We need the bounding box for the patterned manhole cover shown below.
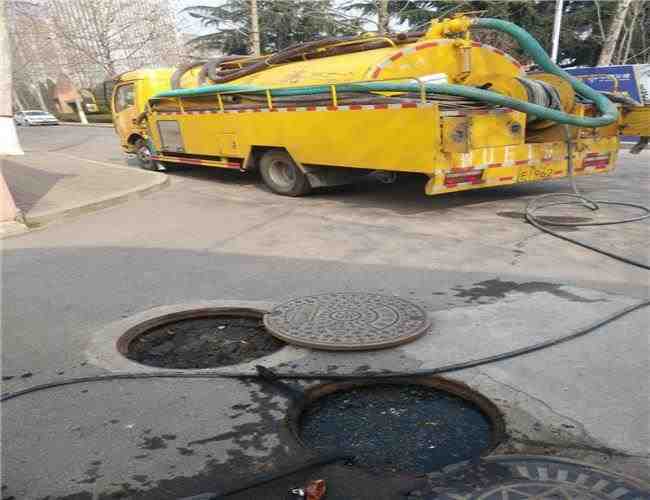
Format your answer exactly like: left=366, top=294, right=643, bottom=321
left=263, top=292, right=431, bottom=350
left=430, top=455, right=649, bottom=499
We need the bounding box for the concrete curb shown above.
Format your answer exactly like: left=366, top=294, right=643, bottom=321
left=59, top=122, right=114, bottom=128
left=22, top=172, right=169, bottom=229
left=0, top=220, right=29, bottom=238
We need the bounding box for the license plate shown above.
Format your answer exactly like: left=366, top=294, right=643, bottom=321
left=518, top=165, right=554, bottom=182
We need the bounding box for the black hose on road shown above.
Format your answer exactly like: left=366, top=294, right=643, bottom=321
left=2, top=298, right=648, bottom=402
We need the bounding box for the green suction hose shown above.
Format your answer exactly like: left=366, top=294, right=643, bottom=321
left=154, top=18, right=618, bottom=128
left=472, top=18, right=618, bottom=127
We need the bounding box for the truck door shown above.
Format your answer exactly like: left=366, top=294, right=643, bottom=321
left=112, top=83, right=137, bottom=145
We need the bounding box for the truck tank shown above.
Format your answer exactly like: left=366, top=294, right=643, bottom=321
left=174, top=25, right=522, bottom=92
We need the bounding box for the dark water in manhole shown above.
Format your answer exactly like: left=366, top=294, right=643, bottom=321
left=299, top=384, right=494, bottom=474
left=126, top=316, right=284, bottom=369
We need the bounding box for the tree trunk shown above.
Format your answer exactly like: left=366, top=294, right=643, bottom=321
left=32, top=84, right=49, bottom=112
left=622, top=0, right=640, bottom=63
left=377, top=0, right=389, bottom=35
left=249, top=0, right=261, bottom=56
left=597, top=0, right=634, bottom=66
left=0, top=0, right=24, bottom=228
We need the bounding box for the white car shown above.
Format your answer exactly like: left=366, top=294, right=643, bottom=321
left=14, top=110, right=59, bottom=126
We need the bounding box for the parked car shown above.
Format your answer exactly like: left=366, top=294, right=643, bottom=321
left=14, top=110, right=59, bottom=126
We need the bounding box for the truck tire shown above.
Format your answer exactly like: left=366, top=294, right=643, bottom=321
left=135, top=139, right=164, bottom=171
left=259, top=150, right=311, bottom=196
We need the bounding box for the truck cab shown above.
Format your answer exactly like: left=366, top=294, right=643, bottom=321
left=111, top=68, right=174, bottom=166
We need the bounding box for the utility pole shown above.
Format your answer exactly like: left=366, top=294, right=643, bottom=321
left=377, top=0, right=389, bottom=35
left=550, top=0, right=564, bottom=63
left=249, top=0, right=261, bottom=56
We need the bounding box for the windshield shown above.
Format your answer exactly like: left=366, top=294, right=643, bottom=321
left=25, top=111, right=49, bottom=116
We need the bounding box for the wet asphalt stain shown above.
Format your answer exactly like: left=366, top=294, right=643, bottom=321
left=177, top=447, right=194, bottom=456
left=77, top=460, right=102, bottom=485
left=138, top=433, right=177, bottom=450
left=188, top=431, right=238, bottom=447
left=139, top=436, right=167, bottom=450
left=20, top=372, right=33, bottom=379
left=231, top=403, right=251, bottom=411
left=452, top=279, right=603, bottom=304
left=2, top=376, right=13, bottom=381
left=131, top=475, right=150, bottom=485
left=38, top=493, right=92, bottom=500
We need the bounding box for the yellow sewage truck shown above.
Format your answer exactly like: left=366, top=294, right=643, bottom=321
left=111, top=15, right=649, bottom=197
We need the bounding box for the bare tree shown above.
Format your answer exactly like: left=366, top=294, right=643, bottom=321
left=46, top=0, right=180, bottom=79
left=597, top=0, right=634, bottom=65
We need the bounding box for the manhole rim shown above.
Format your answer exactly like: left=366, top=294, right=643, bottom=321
left=264, top=291, right=432, bottom=351
left=287, top=376, right=506, bottom=471
left=116, top=306, right=288, bottom=370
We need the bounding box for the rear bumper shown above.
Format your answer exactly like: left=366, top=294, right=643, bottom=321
left=426, top=137, right=619, bottom=195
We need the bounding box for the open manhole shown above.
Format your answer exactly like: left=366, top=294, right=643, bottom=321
left=117, top=308, right=285, bottom=369
left=290, top=378, right=504, bottom=475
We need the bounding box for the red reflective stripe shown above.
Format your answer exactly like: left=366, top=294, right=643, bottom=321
left=583, top=160, right=609, bottom=168
left=389, top=52, right=403, bottom=61
left=327, top=106, right=338, bottom=111
left=349, top=105, right=363, bottom=110
left=401, top=102, right=417, bottom=108
left=416, top=42, right=439, bottom=50
left=499, top=176, right=514, bottom=181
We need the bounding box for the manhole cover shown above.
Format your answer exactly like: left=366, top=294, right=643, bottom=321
left=430, top=455, right=649, bottom=499
left=122, top=310, right=284, bottom=369
left=263, top=292, right=430, bottom=350
left=294, top=380, right=502, bottom=474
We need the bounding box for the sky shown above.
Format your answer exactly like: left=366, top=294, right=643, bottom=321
left=173, top=0, right=223, bottom=35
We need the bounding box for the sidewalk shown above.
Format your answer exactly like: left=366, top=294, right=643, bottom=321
left=59, top=121, right=113, bottom=128
left=1, top=152, right=168, bottom=234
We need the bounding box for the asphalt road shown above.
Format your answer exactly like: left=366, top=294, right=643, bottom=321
left=2, top=125, right=649, bottom=499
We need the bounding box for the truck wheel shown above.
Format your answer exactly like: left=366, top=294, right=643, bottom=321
left=135, top=139, right=164, bottom=171
left=259, top=150, right=311, bottom=196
